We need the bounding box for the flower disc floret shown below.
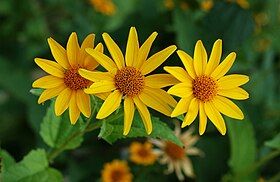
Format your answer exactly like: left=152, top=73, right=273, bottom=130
left=64, top=66, right=91, bottom=90
left=193, top=75, right=217, bottom=102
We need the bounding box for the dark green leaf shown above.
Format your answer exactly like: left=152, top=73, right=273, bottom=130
left=265, top=133, right=280, bottom=150
left=0, top=150, right=16, bottom=170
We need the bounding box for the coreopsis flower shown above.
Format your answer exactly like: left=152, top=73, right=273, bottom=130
left=200, top=0, right=214, bottom=12
left=32, top=33, right=103, bottom=124
left=79, top=27, right=177, bottom=135
left=150, top=124, right=203, bottom=181
left=129, top=141, right=157, bottom=165
left=101, top=160, right=133, bottom=182
left=165, top=39, right=249, bottom=135
left=89, top=0, right=116, bottom=16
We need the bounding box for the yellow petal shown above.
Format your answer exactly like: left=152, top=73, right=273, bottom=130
left=125, top=27, right=139, bottom=67
left=76, top=90, right=91, bottom=118
left=164, top=66, right=192, bottom=82
left=80, top=34, right=95, bottom=64
left=123, top=97, right=135, bottom=135
left=145, top=74, right=179, bottom=88
left=147, top=87, right=177, bottom=107
left=84, top=80, right=116, bottom=94
left=38, top=85, right=66, bottom=104
left=95, top=43, right=104, bottom=53
left=32, top=75, right=64, bottom=89
left=205, top=39, right=222, bottom=75
left=47, top=38, right=70, bottom=69
left=55, top=88, right=72, bottom=116
left=83, top=56, right=99, bottom=70
left=211, top=52, right=236, bottom=80
left=171, top=96, right=193, bottom=117
left=137, top=32, right=158, bottom=69
left=204, top=101, right=226, bottom=135
left=79, top=69, right=114, bottom=82
left=168, top=83, right=193, bottom=98
left=213, top=96, right=244, bottom=120
left=181, top=98, right=199, bottom=127
left=102, top=33, right=125, bottom=69
left=96, top=90, right=122, bottom=119
left=177, top=50, right=196, bottom=79
left=86, top=48, right=117, bottom=71
left=217, top=74, right=249, bottom=89
left=218, top=87, right=249, bottom=100
left=140, top=45, right=177, bottom=75
left=193, top=40, right=207, bottom=76
left=95, top=92, right=110, bottom=100
left=133, top=96, right=152, bottom=135
left=199, top=102, right=207, bottom=135
left=139, top=88, right=172, bottom=116
left=67, top=32, right=80, bottom=66
left=69, top=91, right=81, bottom=125
left=35, top=58, right=65, bottom=78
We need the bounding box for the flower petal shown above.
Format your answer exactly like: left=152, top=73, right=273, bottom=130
left=96, top=90, right=122, bottom=119
left=193, top=40, right=207, bottom=76
left=168, top=83, right=193, bottom=98
left=140, top=45, right=177, bottom=75
left=80, top=34, right=95, bottom=64
left=35, top=58, right=65, bottom=78
left=205, top=39, right=222, bottom=75
left=84, top=80, right=116, bottom=94
left=204, top=101, right=226, bottom=135
left=123, top=97, right=135, bottom=135
left=147, top=87, right=177, bottom=107
left=199, top=102, right=207, bottom=135
left=145, top=74, right=179, bottom=88
left=171, top=96, right=193, bottom=117
left=213, top=96, right=244, bottom=120
left=177, top=50, right=196, bottom=79
left=133, top=96, right=152, bottom=135
left=164, top=66, right=192, bottom=82
left=181, top=98, right=199, bottom=127
left=47, top=37, right=70, bottom=69
left=76, top=89, right=91, bottom=118
left=137, top=32, right=158, bottom=68
left=218, top=87, right=249, bottom=100
left=67, top=32, right=80, bottom=66
left=182, top=157, right=195, bottom=178
left=69, top=91, right=81, bottom=125
left=217, top=74, right=249, bottom=89
left=55, top=88, right=72, bottom=116
left=103, top=33, right=125, bottom=69
left=125, top=27, right=139, bottom=67
left=86, top=48, right=117, bottom=71
left=32, top=75, right=64, bottom=89
left=79, top=69, right=114, bottom=82
left=211, top=52, right=236, bottom=80
left=38, top=85, right=66, bottom=104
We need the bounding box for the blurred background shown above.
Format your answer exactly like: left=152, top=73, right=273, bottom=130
left=0, top=0, right=279, bottom=181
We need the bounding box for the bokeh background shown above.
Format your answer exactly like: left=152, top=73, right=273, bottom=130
left=0, top=0, right=279, bottom=181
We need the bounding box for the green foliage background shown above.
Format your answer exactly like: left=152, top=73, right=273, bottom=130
left=0, top=0, right=279, bottom=181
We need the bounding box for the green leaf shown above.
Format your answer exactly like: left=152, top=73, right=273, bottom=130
left=2, top=149, right=63, bottom=182
left=29, top=88, right=44, bottom=96
left=98, top=108, right=183, bottom=147
left=226, top=111, right=257, bottom=182
left=0, top=149, right=16, bottom=170
left=40, top=101, right=83, bottom=150
left=265, top=133, right=280, bottom=149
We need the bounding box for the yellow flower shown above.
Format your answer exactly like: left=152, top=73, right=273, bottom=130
left=165, top=39, right=249, bottom=135
left=164, top=0, right=175, bottom=10
left=201, top=0, right=214, bottom=12
left=32, top=33, right=103, bottom=124
left=226, top=0, right=250, bottom=9
left=129, top=141, right=157, bottom=165
left=150, top=123, right=203, bottom=181
left=89, top=0, right=116, bottom=16
left=79, top=27, right=178, bottom=135
left=101, top=160, right=133, bottom=182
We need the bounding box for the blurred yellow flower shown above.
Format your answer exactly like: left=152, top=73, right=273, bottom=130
left=79, top=27, right=178, bottom=135
left=32, top=33, right=103, bottom=124
left=150, top=124, right=203, bottom=181
left=164, top=0, right=174, bottom=10
left=165, top=39, right=249, bottom=135
left=226, top=0, right=250, bottom=9
left=101, top=160, right=133, bottom=182
left=200, top=0, right=214, bottom=12
left=89, top=0, right=116, bottom=16
left=129, top=141, right=157, bottom=165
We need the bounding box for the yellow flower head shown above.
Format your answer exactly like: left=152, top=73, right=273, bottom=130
left=201, top=0, right=214, bottom=12
left=150, top=124, right=203, bottom=181
left=129, top=141, right=157, bottom=165
left=101, top=160, right=133, bottom=182
left=90, top=0, right=116, bottom=16
left=165, top=39, right=249, bottom=135
left=79, top=27, right=178, bottom=135
left=32, top=33, right=103, bottom=124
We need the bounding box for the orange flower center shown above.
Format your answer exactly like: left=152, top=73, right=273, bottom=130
left=64, top=66, right=91, bottom=90
left=137, top=148, right=150, bottom=158
left=115, top=67, right=145, bottom=97
left=192, top=75, right=217, bottom=102
left=165, top=141, right=185, bottom=160
left=111, top=170, right=125, bottom=182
